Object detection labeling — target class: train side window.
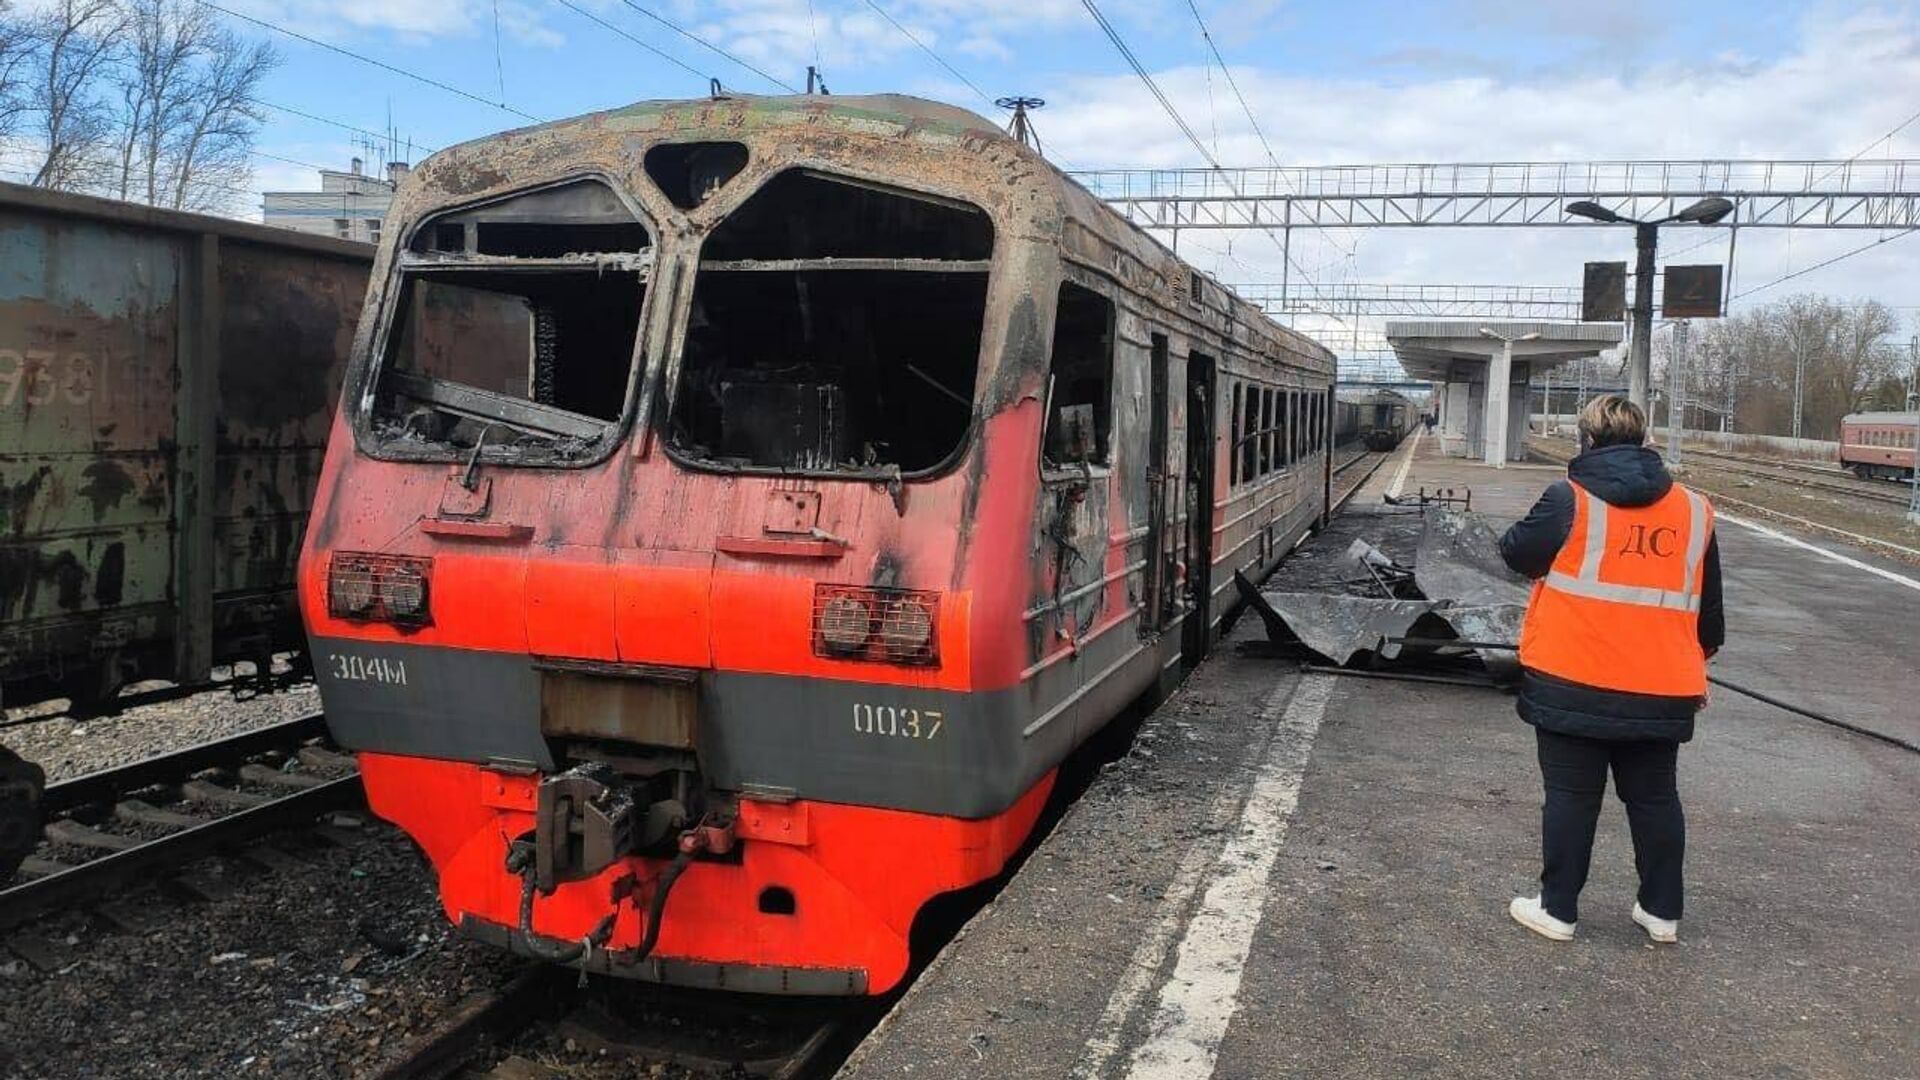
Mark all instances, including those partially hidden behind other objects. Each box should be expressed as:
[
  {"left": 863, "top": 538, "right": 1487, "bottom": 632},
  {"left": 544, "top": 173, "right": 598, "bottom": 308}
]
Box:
[
  {"left": 1259, "top": 389, "right": 1274, "bottom": 476},
  {"left": 1230, "top": 382, "right": 1243, "bottom": 486},
  {"left": 1241, "top": 386, "right": 1258, "bottom": 481},
  {"left": 1290, "top": 390, "right": 1301, "bottom": 465},
  {"left": 1043, "top": 282, "right": 1117, "bottom": 467},
  {"left": 669, "top": 170, "right": 993, "bottom": 475}
]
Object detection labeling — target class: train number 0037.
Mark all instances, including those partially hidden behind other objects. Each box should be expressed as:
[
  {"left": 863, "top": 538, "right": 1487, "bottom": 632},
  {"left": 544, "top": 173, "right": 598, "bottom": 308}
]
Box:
[{"left": 851, "top": 703, "right": 943, "bottom": 740}]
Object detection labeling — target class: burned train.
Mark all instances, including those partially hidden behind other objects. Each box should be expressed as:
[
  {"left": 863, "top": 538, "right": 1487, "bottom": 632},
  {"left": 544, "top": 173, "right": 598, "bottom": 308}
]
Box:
[{"left": 300, "top": 94, "right": 1335, "bottom": 995}]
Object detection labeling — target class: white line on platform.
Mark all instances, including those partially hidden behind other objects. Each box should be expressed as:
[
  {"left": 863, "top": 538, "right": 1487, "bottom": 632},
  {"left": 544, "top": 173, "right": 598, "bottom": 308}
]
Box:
[
  {"left": 1719, "top": 512, "right": 1920, "bottom": 593},
  {"left": 1072, "top": 675, "right": 1333, "bottom": 1080},
  {"left": 1385, "top": 424, "right": 1424, "bottom": 499}
]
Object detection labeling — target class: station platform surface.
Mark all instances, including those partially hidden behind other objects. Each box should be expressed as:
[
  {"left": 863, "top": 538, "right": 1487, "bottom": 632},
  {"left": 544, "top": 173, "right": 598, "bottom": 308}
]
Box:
[{"left": 838, "top": 432, "right": 1919, "bottom": 1080}]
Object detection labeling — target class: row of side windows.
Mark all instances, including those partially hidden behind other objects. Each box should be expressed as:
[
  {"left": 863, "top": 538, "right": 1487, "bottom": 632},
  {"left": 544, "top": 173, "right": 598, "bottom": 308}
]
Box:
[
  {"left": 1035, "top": 280, "right": 1329, "bottom": 487},
  {"left": 1229, "top": 381, "right": 1323, "bottom": 487},
  {"left": 1857, "top": 428, "right": 1914, "bottom": 447}
]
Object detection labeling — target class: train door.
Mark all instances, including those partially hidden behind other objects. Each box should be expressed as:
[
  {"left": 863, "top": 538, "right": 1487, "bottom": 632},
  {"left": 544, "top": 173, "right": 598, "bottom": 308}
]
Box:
[
  {"left": 1182, "top": 353, "right": 1217, "bottom": 664},
  {"left": 1143, "top": 334, "right": 1174, "bottom": 632}
]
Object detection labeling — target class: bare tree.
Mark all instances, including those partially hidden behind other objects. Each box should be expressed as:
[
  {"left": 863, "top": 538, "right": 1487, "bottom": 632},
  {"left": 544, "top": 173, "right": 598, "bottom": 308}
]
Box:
[
  {"left": 0, "top": 2, "right": 33, "bottom": 146},
  {"left": 25, "top": 0, "right": 123, "bottom": 191},
  {"left": 113, "top": 0, "right": 207, "bottom": 202},
  {"left": 1693, "top": 295, "right": 1901, "bottom": 439},
  {"left": 162, "top": 29, "right": 273, "bottom": 210}
]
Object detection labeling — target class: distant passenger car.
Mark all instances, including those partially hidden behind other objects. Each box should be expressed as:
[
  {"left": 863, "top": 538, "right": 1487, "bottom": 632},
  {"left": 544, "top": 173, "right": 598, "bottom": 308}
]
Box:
[{"left": 1839, "top": 411, "right": 1917, "bottom": 480}]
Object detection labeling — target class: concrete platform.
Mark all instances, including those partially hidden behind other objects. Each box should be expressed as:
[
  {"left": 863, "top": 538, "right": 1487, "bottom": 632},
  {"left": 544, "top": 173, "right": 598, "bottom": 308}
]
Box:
[{"left": 838, "top": 435, "right": 1920, "bottom": 1080}]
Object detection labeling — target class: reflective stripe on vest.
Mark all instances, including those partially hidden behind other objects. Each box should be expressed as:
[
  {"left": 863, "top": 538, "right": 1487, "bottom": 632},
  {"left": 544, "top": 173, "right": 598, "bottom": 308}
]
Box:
[{"left": 1541, "top": 486, "right": 1708, "bottom": 613}]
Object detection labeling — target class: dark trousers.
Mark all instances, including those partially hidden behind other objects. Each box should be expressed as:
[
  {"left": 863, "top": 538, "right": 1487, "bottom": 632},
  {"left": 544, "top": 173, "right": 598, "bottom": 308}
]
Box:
[{"left": 1535, "top": 728, "right": 1685, "bottom": 924}]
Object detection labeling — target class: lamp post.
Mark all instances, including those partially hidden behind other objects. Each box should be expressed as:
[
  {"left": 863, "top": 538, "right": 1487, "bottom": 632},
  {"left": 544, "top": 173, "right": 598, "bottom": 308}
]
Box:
[
  {"left": 1565, "top": 196, "right": 1734, "bottom": 413},
  {"left": 1479, "top": 327, "right": 1541, "bottom": 468}
]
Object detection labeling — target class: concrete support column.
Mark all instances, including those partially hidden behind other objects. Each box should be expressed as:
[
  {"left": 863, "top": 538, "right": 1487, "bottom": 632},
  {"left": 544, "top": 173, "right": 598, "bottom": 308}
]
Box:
[{"left": 1484, "top": 342, "right": 1512, "bottom": 467}]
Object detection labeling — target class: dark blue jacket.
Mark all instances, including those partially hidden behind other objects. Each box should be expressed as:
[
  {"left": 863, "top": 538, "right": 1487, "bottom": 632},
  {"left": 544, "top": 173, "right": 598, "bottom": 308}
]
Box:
[{"left": 1498, "top": 444, "right": 1724, "bottom": 742}]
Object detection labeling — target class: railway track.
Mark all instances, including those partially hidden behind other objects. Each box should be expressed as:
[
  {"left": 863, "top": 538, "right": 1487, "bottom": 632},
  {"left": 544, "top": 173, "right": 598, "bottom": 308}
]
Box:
[
  {"left": 1331, "top": 446, "right": 1390, "bottom": 511},
  {"left": 1674, "top": 445, "right": 1911, "bottom": 507},
  {"left": 0, "top": 713, "right": 363, "bottom": 932},
  {"left": 377, "top": 966, "right": 859, "bottom": 1080}
]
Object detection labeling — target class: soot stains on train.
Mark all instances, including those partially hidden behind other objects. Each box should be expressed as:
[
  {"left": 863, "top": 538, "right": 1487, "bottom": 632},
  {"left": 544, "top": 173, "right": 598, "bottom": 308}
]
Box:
[
  {"left": 665, "top": 170, "right": 993, "bottom": 478},
  {"left": 360, "top": 179, "right": 652, "bottom": 467}
]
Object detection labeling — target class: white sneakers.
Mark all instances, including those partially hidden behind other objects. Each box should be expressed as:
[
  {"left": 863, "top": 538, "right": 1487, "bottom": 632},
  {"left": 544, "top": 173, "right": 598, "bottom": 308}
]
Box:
[
  {"left": 1632, "top": 902, "right": 1680, "bottom": 943},
  {"left": 1507, "top": 895, "right": 1681, "bottom": 943},
  {"left": 1508, "top": 896, "right": 1576, "bottom": 941}
]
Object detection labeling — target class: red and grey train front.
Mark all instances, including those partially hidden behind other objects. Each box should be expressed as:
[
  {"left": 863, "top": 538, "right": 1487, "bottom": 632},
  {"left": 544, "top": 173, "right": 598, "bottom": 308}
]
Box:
[{"left": 299, "top": 100, "right": 1066, "bottom": 995}]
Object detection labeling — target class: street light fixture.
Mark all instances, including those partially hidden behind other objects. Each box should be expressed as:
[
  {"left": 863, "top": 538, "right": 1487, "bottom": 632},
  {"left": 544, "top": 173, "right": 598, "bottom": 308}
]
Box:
[
  {"left": 1476, "top": 327, "right": 1542, "bottom": 468},
  {"left": 1565, "top": 196, "right": 1736, "bottom": 411}
]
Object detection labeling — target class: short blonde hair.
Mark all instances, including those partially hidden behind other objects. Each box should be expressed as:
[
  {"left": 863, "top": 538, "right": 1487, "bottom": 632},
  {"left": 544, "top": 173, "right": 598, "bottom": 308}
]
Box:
[{"left": 1578, "top": 395, "right": 1646, "bottom": 448}]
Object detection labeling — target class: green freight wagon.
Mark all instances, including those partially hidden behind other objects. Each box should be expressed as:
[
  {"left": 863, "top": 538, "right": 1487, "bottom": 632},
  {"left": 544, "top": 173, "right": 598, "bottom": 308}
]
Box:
[{"left": 0, "top": 184, "right": 372, "bottom": 711}]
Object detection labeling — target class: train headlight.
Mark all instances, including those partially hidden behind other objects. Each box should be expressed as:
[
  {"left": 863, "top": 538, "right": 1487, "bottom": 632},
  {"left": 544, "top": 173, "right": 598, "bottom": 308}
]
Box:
[
  {"left": 380, "top": 565, "right": 429, "bottom": 622},
  {"left": 881, "top": 599, "right": 935, "bottom": 658},
  {"left": 328, "top": 552, "right": 433, "bottom": 626},
  {"left": 817, "top": 595, "right": 874, "bottom": 655},
  {"left": 812, "top": 585, "right": 941, "bottom": 666},
  {"left": 328, "top": 555, "right": 378, "bottom": 617}
]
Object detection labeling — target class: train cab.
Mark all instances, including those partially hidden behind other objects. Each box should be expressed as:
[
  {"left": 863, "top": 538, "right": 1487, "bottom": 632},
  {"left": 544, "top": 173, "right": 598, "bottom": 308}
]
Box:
[{"left": 300, "top": 94, "right": 1332, "bottom": 995}]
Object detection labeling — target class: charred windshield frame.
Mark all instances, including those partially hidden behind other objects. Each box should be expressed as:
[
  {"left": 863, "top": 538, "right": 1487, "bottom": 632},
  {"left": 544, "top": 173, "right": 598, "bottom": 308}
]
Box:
[
  {"left": 352, "top": 175, "right": 657, "bottom": 468},
  {"left": 661, "top": 168, "right": 997, "bottom": 481}
]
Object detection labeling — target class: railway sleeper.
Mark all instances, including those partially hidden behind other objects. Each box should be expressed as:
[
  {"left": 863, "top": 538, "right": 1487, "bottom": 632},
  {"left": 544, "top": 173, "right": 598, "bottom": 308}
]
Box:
[
  {"left": 43, "top": 819, "right": 142, "bottom": 852},
  {"left": 180, "top": 779, "right": 273, "bottom": 809}
]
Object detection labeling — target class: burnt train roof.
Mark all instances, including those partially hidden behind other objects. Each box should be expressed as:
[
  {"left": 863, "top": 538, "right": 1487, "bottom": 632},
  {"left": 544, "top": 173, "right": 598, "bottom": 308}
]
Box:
[{"left": 402, "top": 93, "right": 1333, "bottom": 374}]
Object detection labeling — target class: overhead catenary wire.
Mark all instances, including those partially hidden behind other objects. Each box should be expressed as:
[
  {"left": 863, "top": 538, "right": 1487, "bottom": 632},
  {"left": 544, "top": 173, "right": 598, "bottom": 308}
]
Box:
[
  {"left": 548, "top": 0, "right": 711, "bottom": 87},
  {"left": 1078, "top": 0, "right": 1345, "bottom": 328},
  {"left": 1731, "top": 227, "right": 1919, "bottom": 301},
  {"left": 197, "top": 0, "right": 543, "bottom": 122},
  {"left": 859, "top": 0, "right": 994, "bottom": 109},
  {"left": 1179, "top": 0, "right": 1358, "bottom": 264},
  {"left": 613, "top": 0, "right": 798, "bottom": 93},
  {"left": 253, "top": 99, "right": 438, "bottom": 157},
  {"left": 1812, "top": 101, "right": 1920, "bottom": 186}
]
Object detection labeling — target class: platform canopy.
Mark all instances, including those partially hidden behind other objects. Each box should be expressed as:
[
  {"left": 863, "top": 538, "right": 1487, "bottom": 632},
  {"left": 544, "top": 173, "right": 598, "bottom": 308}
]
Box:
[
  {"left": 1384, "top": 320, "right": 1624, "bottom": 467},
  {"left": 1383, "top": 320, "right": 1623, "bottom": 382}
]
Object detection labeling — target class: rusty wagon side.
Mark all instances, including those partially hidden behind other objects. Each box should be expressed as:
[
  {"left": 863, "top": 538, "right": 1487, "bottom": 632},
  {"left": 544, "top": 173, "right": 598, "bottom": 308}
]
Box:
[{"left": 0, "top": 183, "right": 372, "bottom": 711}]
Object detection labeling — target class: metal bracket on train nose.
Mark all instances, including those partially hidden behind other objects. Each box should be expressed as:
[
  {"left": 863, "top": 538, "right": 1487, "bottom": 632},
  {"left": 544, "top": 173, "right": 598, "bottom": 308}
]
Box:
[{"left": 532, "top": 763, "right": 636, "bottom": 893}]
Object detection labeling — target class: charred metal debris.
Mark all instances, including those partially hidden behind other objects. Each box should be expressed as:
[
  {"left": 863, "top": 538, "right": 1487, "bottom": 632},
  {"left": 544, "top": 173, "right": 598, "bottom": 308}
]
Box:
[{"left": 1237, "top": 499, "right": 1529, "bottom": 686}]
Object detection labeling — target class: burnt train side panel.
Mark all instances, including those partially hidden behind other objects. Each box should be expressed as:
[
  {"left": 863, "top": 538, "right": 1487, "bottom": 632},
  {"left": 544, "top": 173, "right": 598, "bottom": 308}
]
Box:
[{"left": 0, "top": 184, "right": 369, "bottom": 709}]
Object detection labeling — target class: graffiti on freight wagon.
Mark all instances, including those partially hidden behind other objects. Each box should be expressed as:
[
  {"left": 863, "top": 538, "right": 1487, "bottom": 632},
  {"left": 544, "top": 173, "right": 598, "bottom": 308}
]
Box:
[{"left": 0, "top": 350, "right": 167, "bottom": 409}]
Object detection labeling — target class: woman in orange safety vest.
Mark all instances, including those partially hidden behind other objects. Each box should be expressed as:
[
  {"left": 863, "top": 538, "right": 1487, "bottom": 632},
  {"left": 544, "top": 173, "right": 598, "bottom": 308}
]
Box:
[{"left": 1498, "top": 395, "right": 1723, "bottom": 945}]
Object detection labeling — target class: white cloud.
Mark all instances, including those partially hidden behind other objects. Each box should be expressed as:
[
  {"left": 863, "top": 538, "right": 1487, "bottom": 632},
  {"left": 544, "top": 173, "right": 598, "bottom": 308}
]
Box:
[
  {"left": 221, "top": 0, "right": 561, "bottom": 48},
  {"left": 1035, "top": 7, "right": 1920, "bottom": 326}
]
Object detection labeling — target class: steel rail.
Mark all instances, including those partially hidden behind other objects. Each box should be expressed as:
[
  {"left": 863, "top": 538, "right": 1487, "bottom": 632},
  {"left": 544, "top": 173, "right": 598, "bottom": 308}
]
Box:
[
  {"left": 0, "top": 775, "right": 363, "bottom": 932},
  {"left": 1675, "top": 446, "right": 1910, "bottom": 507},
  {"left": 39, "top": 714, "right": 331, "bottom": 815}
]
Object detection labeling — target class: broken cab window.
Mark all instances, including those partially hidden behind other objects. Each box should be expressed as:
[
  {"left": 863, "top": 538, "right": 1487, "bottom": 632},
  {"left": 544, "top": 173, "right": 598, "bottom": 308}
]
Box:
[
  {"left": 369, "top": 269, "right": 645, "bottom": 449},
  {"left": 407, "top": 179, "right": 650, "bottom": 259},
  {"left": 667, "top": 170, "right": 993, "bottom": 475},
  {"left": 1043, "top": 282, "right": 1115, "bottom": 468},
  {"left": 369, "top": 180, "right": 651, "bottom": 458}
]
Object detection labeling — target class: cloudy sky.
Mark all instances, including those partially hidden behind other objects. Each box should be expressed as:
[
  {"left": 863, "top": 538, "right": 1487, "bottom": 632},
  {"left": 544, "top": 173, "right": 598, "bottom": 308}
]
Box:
[{"left": 205, "top": 0, "right": 1920, "bottom": 354}]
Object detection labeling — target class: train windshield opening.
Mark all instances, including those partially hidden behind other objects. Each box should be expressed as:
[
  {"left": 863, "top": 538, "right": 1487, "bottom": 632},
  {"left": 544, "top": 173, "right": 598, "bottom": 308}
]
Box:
[
  {"left": 667, "top": 170, "right": 992, "bottom": 475},
  {"left": 367, "top": 180, "right": 650, "bottom": 457}
]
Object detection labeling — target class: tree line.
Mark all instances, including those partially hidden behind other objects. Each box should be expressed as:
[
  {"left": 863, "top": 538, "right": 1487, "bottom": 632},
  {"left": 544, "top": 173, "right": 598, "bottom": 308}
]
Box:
[
  {"left": 1664, "top": 295, "right": 1915, "bottom": 441},
  {"left": 0, "top": 0, "right": 275, "bottom": 212}
]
